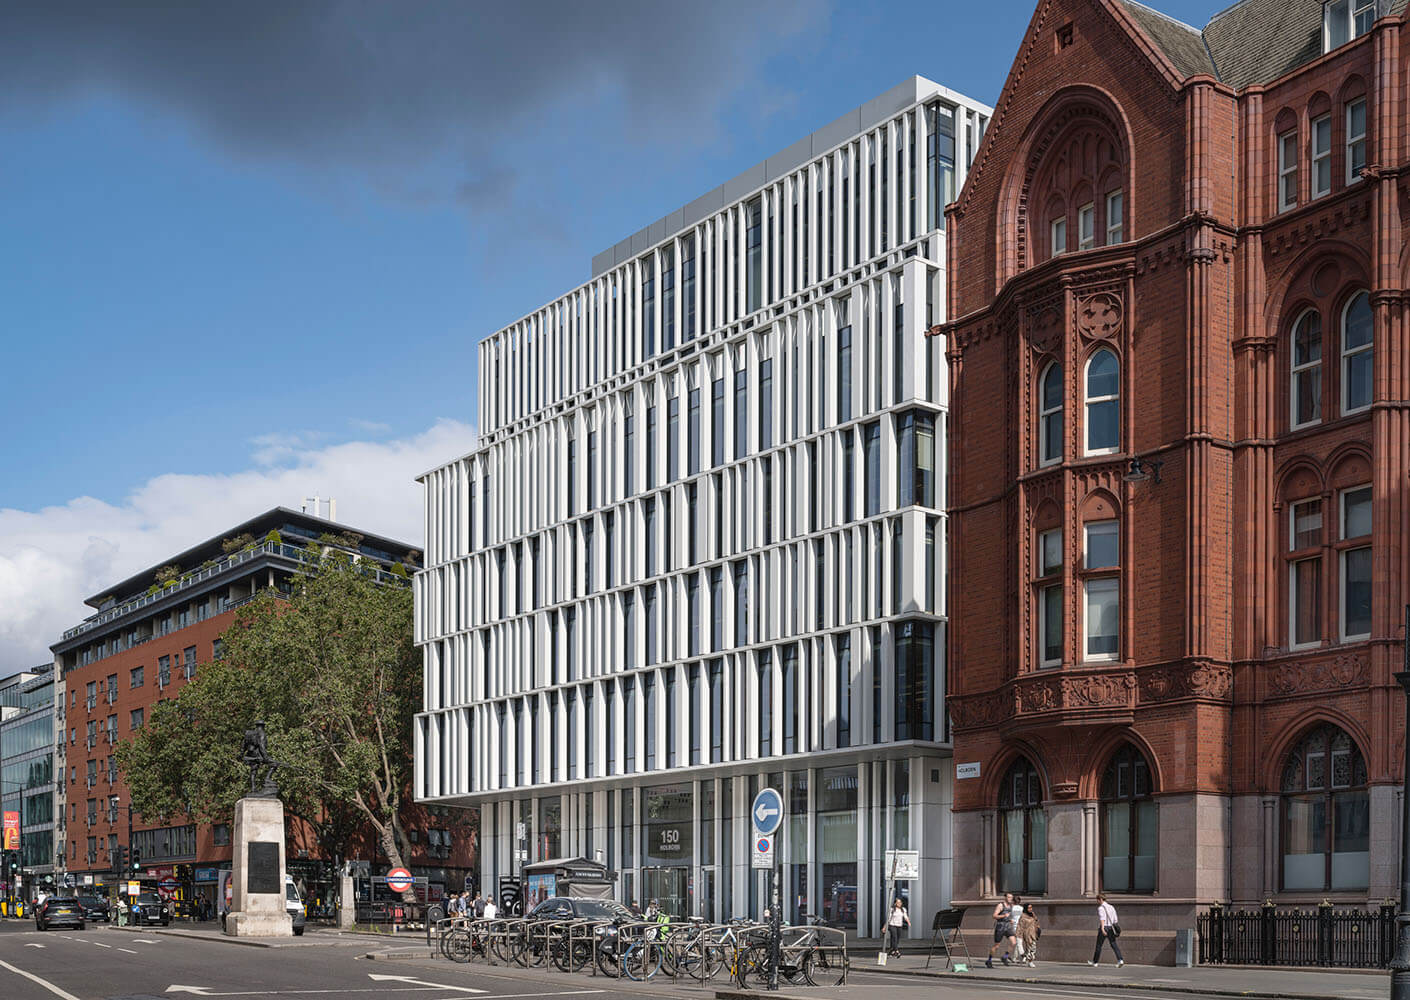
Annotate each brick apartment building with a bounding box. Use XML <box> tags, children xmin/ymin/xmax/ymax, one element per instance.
<box><xmin>940</xmin><ymin>0</ymin><xmax>1407</xmax><ymax>961</ymax></box>
<box><xmin>50</xmin><ymin>508</ymin><xmax>477</xmax><ymax>909</ymax></box>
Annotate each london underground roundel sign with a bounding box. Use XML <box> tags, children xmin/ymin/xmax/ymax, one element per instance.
<box><xmin>386</xmin><ymin>867</ymin><xmax>413</xmax><ymax>892</ymax></box>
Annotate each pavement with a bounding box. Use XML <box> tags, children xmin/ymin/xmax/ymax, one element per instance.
<box><xmin>0</xmin><ymin>917</ymin><xmax>1391</xmax><ymax>1000</ymax></box>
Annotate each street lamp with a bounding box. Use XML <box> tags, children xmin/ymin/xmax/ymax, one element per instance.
<box><xmin>1391</xmin><ymin>604</ymin><xmax>1410</xmax><ymax>999</ymax></box>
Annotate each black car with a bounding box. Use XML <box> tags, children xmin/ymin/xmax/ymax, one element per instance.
<box><xmin>129</xmin><ymin>893</ymin><xmax>172</xmax><ymax>926</ymax></box>
<box><xmin>528</xmin><ymin>896</ymin><xmax>634</xmax><ymax>922</ymax></box>
<box><xmin>35</xmin><ymin>897</ymin><xmax>86</xmax><ymax>931</ymax></box>
<box><xmin>75</xmin><ymin>895</ymin><xmax>110</xmax><ymax>922</ymax></box>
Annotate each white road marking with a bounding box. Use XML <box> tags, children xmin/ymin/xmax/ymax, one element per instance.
<box><xmin>24</xmin><ymin>943</ymin><xmax>45</xmax><ymax>948</ymax></box>
<box><xmin>92</xmin><ymin>941</ymin><xmax>112</xmax><ymax>948</ymax></box>
<box><xmin>134</xmin><ymin>937</ymin><xmax>160</xmax><ymax>943</ymax></box>
<box><xmin>0</xmin><ymin>958</ymin><xmax>84</xmax><ymax>1000</ymax></box>
<box><xmin>367</xmin><ymin>974</ymin><xmax>488</xmax><ymax>994</ymax></box>
<box><xmin>118</xmin><ymin>947</ymin><xmax>139</xmax><ymax>954</ymax></box>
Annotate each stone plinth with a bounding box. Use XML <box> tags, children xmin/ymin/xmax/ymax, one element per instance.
<box><xmin>225</xmin><ymin>795</ymin><xmax>292</xmax><ymax>937</ymax></box>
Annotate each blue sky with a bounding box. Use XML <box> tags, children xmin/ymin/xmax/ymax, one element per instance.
<box><xmin>0</xmin><ymin>0</ymin><xmax>1220</xmax><ymax>668</ymax></box>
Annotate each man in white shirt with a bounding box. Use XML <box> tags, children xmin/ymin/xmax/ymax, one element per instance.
<box><xmin>1088</xmin><ymin>893</ymin><xmax>1125</xmax><ymax>967</ymax></box>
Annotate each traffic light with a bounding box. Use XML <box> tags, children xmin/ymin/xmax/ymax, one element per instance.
<box><xmin>130</xmin><ymin>847</ymin><xmax>141</xmax><ymax>873</ymax></box>
<box><xmin>5</xmin><ymin>852</ymin><xmax>16</xmax><ymax>876</ymax></box>
<box><xmin>112</xmin><ymin>845</ymin><xmax>126</xmax><ymax>873</ymax></box>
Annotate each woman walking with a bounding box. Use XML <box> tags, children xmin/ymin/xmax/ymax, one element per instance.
<box><xmin>886</xmin><ymin>898</ymin><xmax>910</xmax><ymax>957</ymax></box>
<box><xmin>1016</xmin><ymin>903</ymin><xmax>1041</xmax><ymax>968</ymax></box>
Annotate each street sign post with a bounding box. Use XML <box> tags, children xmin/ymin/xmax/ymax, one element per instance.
<box><xmin>880</xmin><ymin>850</ymin><xmax>921</xmax><ymax>964</ymax></box>
<box><xmin>750</xmin><ymin>788</ymin><xmax>784</xmax><ymax>991</ymax></box>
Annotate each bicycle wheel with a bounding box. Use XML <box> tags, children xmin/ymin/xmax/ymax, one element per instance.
<box><xmin>523</xmin><ymin>927</ymin><xmax>549</xmax><ymax>967</ymax></box>
<box><xmin>623</xmin><ymin>941</ymin><xmax>662</xmax><ymax>981</ymax></box>
<box><xmin>737</xmin><ymin>943</ymin><xmax>771</xmax><ymax>989</ymax></box>
<box><xmin>447</xmin><ymin>929</ymin><xmax>476</xmax><ymax>964</ymax></box>
<box><xmin>699</xmin><ymin>943</ymin><xmax>725</xmax><ymax>981</ymax></box>
<box><xmin>809</xmin><ymin>945</ymin><xmax>848</xmax><ymax>985</ymax></box>
<box><xmin>595</xmin><ymin>941</ymin><xmax>621</xmax><ymax>978</ymax></box>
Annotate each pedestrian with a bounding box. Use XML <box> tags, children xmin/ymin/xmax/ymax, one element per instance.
<box><xmin>1088</xmin><ymin>893</ymin><xmax>1125</xmax><ymax>968</ymax></box>
<box><xmin>473</xmin><ymin>892</ymin><xmax>485</xmax><ymax>918</ymax></box>
<box><xmin>886</xmin><ymin>898</ymin><xmax>910</xmax><ymax>957</ymax></box>
<box><xmin>985</xmin><ymin>892</ymin><xmax>1017</xmax><ymax>968</ymax></box>
<box><xmin>1017</xmin><ymin>903</ymin><xmax>1041</xmax><ymax>968</ymax></box>
<box><xmin>116</xmin><ymin>895</ymin><xmax>128</xmax><ymax>927</ymax></box>
<box><xmin>483</xmin><ymin>895</ymin><xmax>498</xmax><ymax>920</ymax></box>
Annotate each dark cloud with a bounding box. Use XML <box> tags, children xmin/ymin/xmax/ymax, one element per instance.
<box><xmin>0</xmin><ymin>1</ymin><xmax>828</xmax><ymax>179</ymax></box>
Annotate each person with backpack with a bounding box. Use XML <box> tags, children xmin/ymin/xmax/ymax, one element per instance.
<box><xmin>1089</xmin><ymin>893</ymin><xmax>1125</xmax><ymax>967</ymax></box>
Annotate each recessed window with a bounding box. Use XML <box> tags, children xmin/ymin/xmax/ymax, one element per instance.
<box><xmin>1039</xmin><ymin>363</ymin><xmax>1063</xmax><ymax>465</ymax></box>
<box><xmin>1289</xmin><ymin>499</ymin><xmax>1323</xmax><ymax>649</ymax></box>
<box><xmin>1311</xmin><ymin>115</ymin><xmax>1331</xmax><ymax>198</ymax></box>
<box><xmin>1078</xmin><ymin>203</ymin><xmax>1095</xmax><ymax>250</ymax></box>
<box><xmin>1341</xmin><ymin>291</ymin><xmax>1372</xmax><ymax>414</ymax></box>
<box><xmin>1050</xmin><ymin>217</ymin><xmax>1067</xmax><ymax>258</ymax></box>
<box><xmin>1037</xmin><ymin>528</ymin><xmax>1062</xmax><ymax>668</ymax></box>
<box><xmin>1085</xmin><ymin>521</ymin><xmax>1119</xmax><ymax>569</ymax></box>
<box><xmin>1340</xmin><ymin>485</ymin><xmax>1371</xmax><ymax>640</ymax></box>
<box><xmin>1281</xmin><ymin>725</ymin><xmax>1368</xmax><ymax>890</ymax></box>
<box><xmin>1346</xmin><ymin>99</ymin><xmax>1367</xmax><ymax>183</ymax></box>
<box><xmin>1105</xmin><ymin>191</ymin><xmax>1124</xmax><ymax>244</ymax></box>
<box><xmin>1291</xmin><ymin>310</ymin><xmax>1322</xmax><ymax>428</ymax></box>
<box><xmin>1084</xmin><ymin>349</ymin><xmax>1120</xmax><ymax>455</ymax></box>
<box><xmin>1084</xmin><ymin>577</ymin><xmax>1119</xmax><ymax>659</ymax></box>
<box><xmin>1278</xmin><ymin>130</ymin><xmax>1298</xmax><ymax>212</ymax></box>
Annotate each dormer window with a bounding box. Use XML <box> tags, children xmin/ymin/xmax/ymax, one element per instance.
<box><xmin>1324</xmin><ymin>0</ymin><xmax>1376</xmax><ymax>52</ymax></box>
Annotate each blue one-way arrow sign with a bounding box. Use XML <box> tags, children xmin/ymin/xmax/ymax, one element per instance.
<box><xmin>751</xmin><ymin>787</ymin><xmax>784</xmax><ymax>836</ymax></box>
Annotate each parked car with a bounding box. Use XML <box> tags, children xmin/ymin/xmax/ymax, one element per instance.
<box><xmin>74</xmin><ymin>895</ymin><xmax>110</xmax><ymax>922</ymax></box>
<box><xmin>129</xmin><ymin>893</ymin><xmax>172</xmax><ymax>926</ymax></box>
<box><xmin>528</xmin><ymin>896</ymin><xmax>633</xmax><ymax>921</ymax></box>
<box><xmin>35</xmin><ymin>897</ymin><xmax>86</xmax><ymax>931</ymax></box>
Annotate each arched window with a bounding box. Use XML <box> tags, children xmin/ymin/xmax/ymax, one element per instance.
<box><xmin>1084</xmin><ymin>349</ymin><xmax>1119</xmax><ymax>455</ymax></box>
<box><xmin>1290</xmin><ymin>310</ymin><xmax>1322</xmax><ymax>428</ymax></box>
<box><xmin>1341</xmin><ymin>291</ymin><xmax>1372</xmax><ymax>414</ymax></box>
<box><xmin>1100</xmin><ymin>744</ymin><xmax>1156</xmax><ymax>892</ymax></box>
<box><xmin>1039</xmin><ymin>363</ymin><xmax>1063</xmax><ymax>465</ymax></box>
<box><xmin>999</xmin><ymin>758</ymin><xmax>1047</xmax><ymax>894</ymax></box>
<box><xmin>1281</xmin><ymin>724</ymin><xmax>1368</xmax><ymax>890</ymax></box>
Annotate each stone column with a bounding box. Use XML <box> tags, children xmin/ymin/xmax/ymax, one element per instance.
<box><xmin>224</xmin><ymin>796</ymin><xmax>292</xmax><ymax>937</ymax></box>
<box><xmin>338</xmin><ymin>873</ymin><xmax>355</xmax><ymax>929</ymax></box>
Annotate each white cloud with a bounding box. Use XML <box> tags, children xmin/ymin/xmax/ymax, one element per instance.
<box><xmin>0</xmin><ymin>418</ymin><xmax>476</xmax><ymax>671</ymax></box>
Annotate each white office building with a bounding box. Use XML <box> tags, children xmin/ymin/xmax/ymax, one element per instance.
<box><xmin>414</xmin><ymin>76</ymin><xmax>991</xmax><ymax>935</ymax></box>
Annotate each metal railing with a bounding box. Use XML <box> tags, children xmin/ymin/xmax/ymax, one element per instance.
<box><xmin>1198</xmin><ymin>902</ymin><xmax>1396</xmax><ymax>968</ymax></box>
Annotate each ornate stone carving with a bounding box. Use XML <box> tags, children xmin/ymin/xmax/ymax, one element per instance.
<box><xmin>950</xmin><ymin>691</ymin><xmax>1012</xmax><ymax>730</ymax></box>
<box><xmin>1017</xmin><ymin>679</ymin><xmax>1061</xmax><ymax>713</ymax></box>
<box><xmin>1268</xmin><ymin>653</ymin><xmax>1367</xmax><ymax>697</ymax></box>
<box><xmin>1076</xmin><ymin>292</ymin><xmax>1122</xmax><ymax>341</ymax></box>
<box><xmin>1139</xmin><ymin>662</ymin><xmax>1233</xmax><ymax>703</ymax></box>
<box><xmin>1062</xmin><ymin>672</ymin><xmax>1136</xmax><ymax>708</ymax></box>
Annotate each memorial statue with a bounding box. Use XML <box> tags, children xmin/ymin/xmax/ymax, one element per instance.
<box><xmin>239</xmin><ymin>720</ymin><xmax>281</xmax><ymax>796</ymax></box>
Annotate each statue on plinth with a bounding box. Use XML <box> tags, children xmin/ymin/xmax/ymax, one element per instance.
<box><xmin>239</xmin><ymin>720</ymin><xmax>281</xmax><ymax>797</ymax></box>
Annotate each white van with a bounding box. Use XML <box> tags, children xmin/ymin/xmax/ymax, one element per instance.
<box><xmin>217</xmin><ymin>871</ymin><xmax>306</xmax><ymax>935</ymax></box>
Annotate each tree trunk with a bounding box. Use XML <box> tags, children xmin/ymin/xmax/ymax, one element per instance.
<box><xmin>377</xmin><ymin>820</ymin><xmax>416</xmax><ymax>904</ymax></box>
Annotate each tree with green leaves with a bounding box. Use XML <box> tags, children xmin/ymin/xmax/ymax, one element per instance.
<box><xmin>118</xmin><ymin>544</ymin><xmax>421</xmax><ymax>889</ymax></box>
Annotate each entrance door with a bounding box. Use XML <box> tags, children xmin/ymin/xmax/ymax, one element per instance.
<box><xmin>641</xmin><ymin>867</ymin><xmax>690</xmax><ymax>918</ymax></box>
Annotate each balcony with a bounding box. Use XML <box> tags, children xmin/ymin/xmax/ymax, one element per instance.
<box><xmin>59</xmin><ymin>540</ymin><xmax>398</xmax><ymax>642</ymax></box>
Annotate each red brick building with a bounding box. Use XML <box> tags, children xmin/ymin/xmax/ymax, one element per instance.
<box><xmin>50</xmin><ymin>508</ymin><xmax>477</xmax><ymax>910</ymax></box>
<box><xmin>940</xmin><ymin>0</ymin><xmax>1407</xmax><ymax>961</ymax></box>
